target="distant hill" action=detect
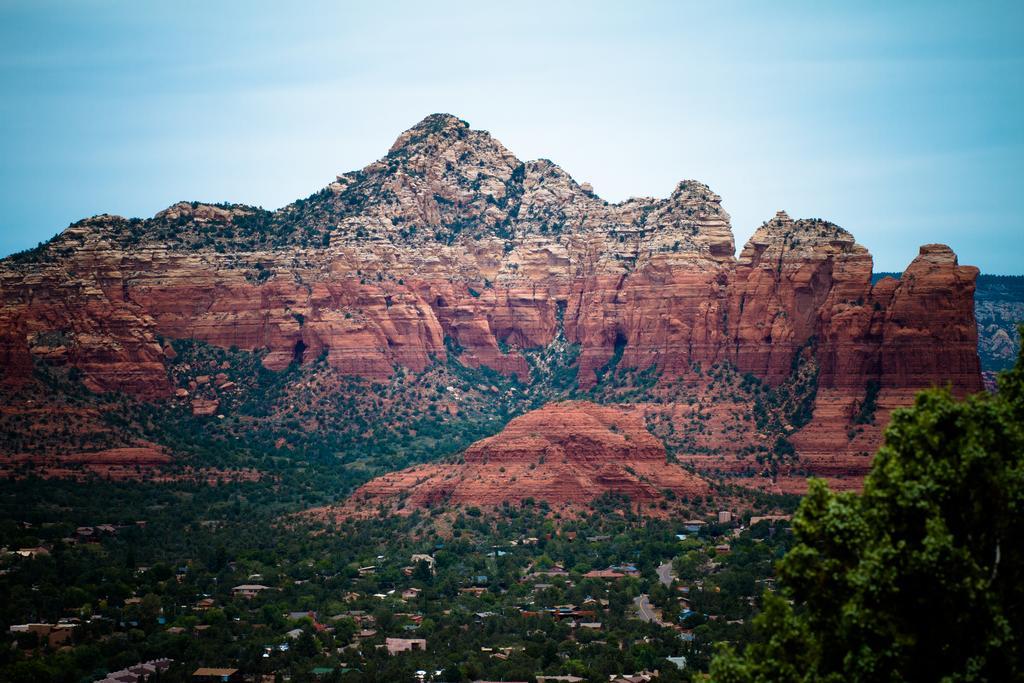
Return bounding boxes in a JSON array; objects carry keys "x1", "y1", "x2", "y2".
[{"x1": 975, "y1": 275, "x2": 1024, "y2": 373}]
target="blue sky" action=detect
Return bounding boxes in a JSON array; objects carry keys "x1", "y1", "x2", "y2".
[{"x1": 1, "y1": 1, "x2": 1021, "y2": 272}]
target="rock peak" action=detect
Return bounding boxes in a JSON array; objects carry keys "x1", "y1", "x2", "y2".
[
  {"x1": 388, "y1": 113, "x2": 472, "y2": 154},
  {"x1": 918, "y1": 243, "x2": 956, "y2": 257},
  {"x1": 739, "y1": 212, "x2": 862, "y2": 265},
  {"x1": 669, "y1": 179, "x2": 718, "y2": 201},
  {"x1": 411, "y1": 112, "x2": 469, "y2": 132},
  {"x1": 910, "y1": 243, "x2": 960, "y2": 267}
]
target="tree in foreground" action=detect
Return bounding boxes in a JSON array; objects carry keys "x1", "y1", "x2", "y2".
[{"x1": 711, "y1": 337, "x2": 1024, "y2": 682}]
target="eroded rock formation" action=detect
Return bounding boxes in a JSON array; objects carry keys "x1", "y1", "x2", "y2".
[
  {"x1": 337, "y1": 401, "x2": 708, "y2": 516},
  {"x1": 0, "y1": 113, "x2": 983, "y2": 488}
]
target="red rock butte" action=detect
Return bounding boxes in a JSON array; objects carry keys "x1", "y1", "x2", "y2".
[{"x1": 338, "y1": 401, "x2": 709, "y2": 515}]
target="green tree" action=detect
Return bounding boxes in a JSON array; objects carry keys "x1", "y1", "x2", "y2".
[
  {"x1": 295, "y1": 629, "x2": 319, "y2": 658},
  {"x1": 712, "y1": 340, "x2": 1024, "y2": 681}
]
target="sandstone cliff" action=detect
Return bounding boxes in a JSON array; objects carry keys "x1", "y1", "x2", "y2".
[{"x1": 0, "y1": 113, "x2": 984, "y2": 490}]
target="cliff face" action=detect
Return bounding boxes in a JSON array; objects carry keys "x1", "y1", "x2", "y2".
[
  {"x1": 0, "y1": 113, "x2": 983, "y2": 490},
  {"x1": 338, "y1": 401, "x2": 709, "y2": 516}
]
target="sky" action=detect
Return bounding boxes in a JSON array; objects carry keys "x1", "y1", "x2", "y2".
[{"x1": 1, "y1": 1, "x2": 1022, "y2": 273}]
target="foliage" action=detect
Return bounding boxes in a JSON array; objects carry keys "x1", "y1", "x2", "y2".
[
  {"x1": 853, "y1": 379, "x2": 880, "y2": 425},
  {"x1": 0, "y1": 477, "x2": 760, "y2": 682},
  {"x1": 710, "y1": 334, "x2": 1024, "y2": 682}
]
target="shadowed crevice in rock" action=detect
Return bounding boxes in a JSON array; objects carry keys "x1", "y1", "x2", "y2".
[{"x1": 292, "y1": 339, "x2": 306, "y2": 365}]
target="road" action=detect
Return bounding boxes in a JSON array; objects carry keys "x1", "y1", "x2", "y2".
[
  {"x1": 632, "y1": 560, "x2": 677, "y2": 626},
  {"x1": 630, "y1": 593, "x2": 671, "y2": 626},
  {"x1": 657, "y1": 560, "x2": 674, "y2": 587},
  {"x1": 633, "y1": 594, "x2": 662, "y2": 624}
]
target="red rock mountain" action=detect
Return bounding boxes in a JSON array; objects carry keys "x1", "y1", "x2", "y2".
[
  {"x1": 337, "y1": 401, "x2": 708, "y2": 517},
  {"x1": 0, "y1": 113, "x2": 982, "y2": 493}
]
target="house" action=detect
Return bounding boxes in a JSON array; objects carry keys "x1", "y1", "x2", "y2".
[
  {"x1": 683, "y1": 520, "x2": 706, "y2": 533},
  {"x1": 193, "y1": 668, "x2": 241, "y2": 682},
  {"x1": 9, "y1": 623, "x2": 53, "y2": 638},
  {"x1": 96, "y1": 659, "x2": 173, "y2": 683},
  {"x1": 749, "y1": 514, "x2": 792, "y2": 526},
  {"x1": 47, "y1": 623, "x2": 75, "y2": 647},
  {"x1": 410, "y1": 554, "x2": 435, "y2": 573},
  {"x1": 15, "y1": 546, "x2": 50, "y2": 558},
  {"x1": 718, "y1": 510, "x2": 733, "y2": 524},
  {"x1": 459, "y1": 587, "x2": 487, "y2": 596},
  {"x1": 396, "y1": 612, "x2": 423, "y2": 624},
  {"x1": 401, "y1": 587, "x2": 422, "y2": 600},
  {"x1": 609, "y1": 564, "x2": 640, "y2": 576},
  {"x1": 286, "y1": 610, "x2": 317, "y2": 621},
  {"x1": 385, "y1": 637, "x2": 426, "y2": 655},
  {"x1": 341, "y1": 610, "x2": 374, "y2": 625},
  {"x1": 666, "y1": 655, "x2": 687, "y2": 670},
  {"x1": 232, "y1": 584, "x2": 271, "y2": 599},
  {"x1": 357, "y1": 566, "x2": 376, "y2": 576},
  {"x1": 583, "y1": 569, "x2": 625, "y2": 580},
  {"x1": 195, "y1": 598, "x2": 216, "y2": 610},
  {"x1": 609, "y1": 672, "x2": 659, "y2": 682}
]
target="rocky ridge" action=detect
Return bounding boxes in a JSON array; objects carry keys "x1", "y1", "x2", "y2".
[{"x1": 0, "y1": 114, "x2": 983, "y2": 492}]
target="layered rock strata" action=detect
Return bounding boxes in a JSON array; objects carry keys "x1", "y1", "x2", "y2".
[
  {"x1": 339, "y1": 401, "x2": 708, "y2": 516},
  {"x1": 0, "y1": 114, "x2": 983, "y2": 486}
]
